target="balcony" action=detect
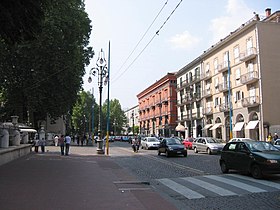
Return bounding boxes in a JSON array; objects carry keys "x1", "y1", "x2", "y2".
[
  {"x1": 240, "y1": 71, "x2": 258, "y2": 85},
  {"x1": 218, "y1": 82, "x2": 230, "y2": 92},
  {"x1": 202, "y1": 107, "x2": 213, "y2": 115},
  {"x1": 239, "y1": 47, "x2": 257, "y2": 62},
  {"x1": 176, "y1": 80, "x2": 187, "y2": 91},
  {"x1": 202, "y1": 89, "x2": 212, "y2": 98},
  {"x1": 241, "y1": 96, "x2": 260, "y2": 107},
  {"x1": 201, "y1": 71, "x2": 212, "y2": 80},
  {"x1": 219, "y1": 103, "x2": 231, "y2": 112},
  {"x1": 217, "y1": 61, "x2": 229, "y2": 73}
]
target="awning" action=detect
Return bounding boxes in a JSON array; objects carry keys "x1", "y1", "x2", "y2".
[
  {"x1": 20, "y1": 128, "x2": 37, "y2": 133},
  {"x1": 202, "y1": 124, "x2": 212, "y2": 130},
  {"x1": 233, "y1": 122, "x2": 245, "y2": 131},
  {"x1": 209, "y1": 123, "x2": 222, "y2": 130},
  {"x1": 175, "y1": 123, "x2": 185, "y2": 132},
  {"x1": 245, "y1": 121, "x2": 259, "y2": 130}
]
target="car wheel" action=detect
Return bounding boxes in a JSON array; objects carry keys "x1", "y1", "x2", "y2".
[
  {"x1": 194, "y1": 147, "x2": 198, "y2": 153},
  {"x1": 146, "y1": 145, "x2": 149, "y2": 150},
  {"x1": 220, "y1": 161, "x2": 229, "y2": 173},
  {"x1": 158, "y1": 150, "x2": 161, "y2": 156},
  {"x1": 251, "y1": 164, "x2": 263, "y2": 179},
  {"x1": 207, "y1": 148, "x2": 212, "y2": 155}
]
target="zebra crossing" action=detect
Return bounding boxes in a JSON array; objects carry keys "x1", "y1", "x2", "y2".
[{"x1": 156, "y1": 174, "x2": 280, "y2": 200}]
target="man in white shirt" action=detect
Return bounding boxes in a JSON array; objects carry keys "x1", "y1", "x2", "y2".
[{"x1": 65, "y1": 134, "x2": 71, "y2": 156}]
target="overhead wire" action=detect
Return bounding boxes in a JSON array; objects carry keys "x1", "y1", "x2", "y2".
[
  {"x1": 112, "y1": 0, "x2": 183, "y2": 83},
  {"x1": 111, "y1": 0, "x2": 169, "y2": 79}
]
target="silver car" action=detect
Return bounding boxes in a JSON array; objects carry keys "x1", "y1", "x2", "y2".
[
  {"x1": 193, "y1": 137, "x2": 226, "y2": 155},
  {"x1": 141, "y1": 137, "x2": 160, "y2": 150}
]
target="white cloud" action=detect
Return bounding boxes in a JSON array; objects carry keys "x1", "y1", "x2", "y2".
[
  {"x1": 169, "y1": 31, "x2": 200, "y2": 50},
  {"x1": 209, "y1": 0, "x2": 254, "y2": 44}
]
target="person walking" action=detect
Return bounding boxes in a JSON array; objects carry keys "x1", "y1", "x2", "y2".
[
  {"x1": 39, "y1": 138, "x2": 46, "y2": 153},
  {"x1": 54, "y1": 135, "x2": 59, "y2": 146},
  {"x1": 58, "y1": 135, "x2": 65, "y2": 155},
  {"x1": 65, "y1": 134, "x2": 71, "y2": 156},
  {"x1": 34, "y1": 139, "x2": 39, "y2": 153}
]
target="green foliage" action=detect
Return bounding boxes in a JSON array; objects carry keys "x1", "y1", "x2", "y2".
[
  {"x1": 0, "y1": 0, "x2": 93, "y2": 127},
  {"x1": 71, "y1": 91, "x2": 97, "y2": 135}
]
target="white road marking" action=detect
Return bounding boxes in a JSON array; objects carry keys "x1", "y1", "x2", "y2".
[
  {"x1": 158, "y1": 178, "x2": 205, "y2": 199},
  {"x1": 206, "y1": 175, "x2": 267, "y2": 193},
  {"x1": 181, "y1": 177, "x2": 237, "y2": 196}
]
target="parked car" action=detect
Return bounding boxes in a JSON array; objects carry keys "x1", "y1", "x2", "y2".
[
  {"x1": 158, "y1": 137, "x2": 187, "y2": 157},
  {"x1": 193, "y1": 137, "x2": 225, "y2": 155},
  {"x1": 182, "y1": 137, "x2": 194, "y2": 149},
  {"x1": 274, "y1": 139, "x2": 280, "y2": 149},
  {"x1": 228, "y1": 138, "x2": 255, "y2": 142},
  {"x1": 102, "y1": 136, "x2": 114, "y2": 142},
  {"x1": 141, "y1": 137, "x2": 160, "y2": 150},
  {"x1": 220, "y1": 140, "x2": 280, "y2": 179}
]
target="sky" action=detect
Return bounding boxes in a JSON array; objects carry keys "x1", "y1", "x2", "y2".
[{"x1": 82, "y1": 0, "x2": 280, "y2": 110}]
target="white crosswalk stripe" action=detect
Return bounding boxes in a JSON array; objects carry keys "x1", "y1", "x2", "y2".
[
  {"x1": 158, "y1": 178, "x2": 205, "y2": 199},
  {"x1": 181, "y1": 177, "x2": 237, "y2": 196},
  {"x1": 156, "y1": 174, "x2": 280, "y2": 200},
  {"x1": 206, "y1": 175, "x2": 267, "y2": 193}
]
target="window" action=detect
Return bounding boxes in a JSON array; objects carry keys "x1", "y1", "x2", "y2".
[
  {"x1": 223, "y1": 51, "x2": 229, "y2": 67},
  {"x1": 214, "y1": 58, "x2": 218, "y2": 73},
  {"x1": 215, "y1": 97, "x2": 220, "y2": 107},
  {"x1": 234, "y1": 46, "x2": 240, "y2": 64},
  {"x1": 205, "y1": 63, "x2": 210, "y2": 73},
  {"x1": 235, "y1": 68, "x2": 241, "y2": 85},
  {"x1": 236, "y1": 91, "x2": 241, "y2": 101}
]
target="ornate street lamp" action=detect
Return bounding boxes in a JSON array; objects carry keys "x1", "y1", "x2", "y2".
[{"x1": 88, "y1": 49, "x2": 108, "y2": 154}]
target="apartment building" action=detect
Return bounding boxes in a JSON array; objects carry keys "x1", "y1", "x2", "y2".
[
  {"x1": 137, "y1": 73, "x2": 177, "y2": 137},
  {"x1": 176, "y1": 57, "x2": 203, "y2": 139},
  {"x1": 176, "y1": 8, "x2": 280, "y2": 141},
  {"x1": 124, "y1": 106, "x2": 139, "y2": 135}
]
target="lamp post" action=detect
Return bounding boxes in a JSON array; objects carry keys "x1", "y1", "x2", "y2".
[
  {"x1": 88, "y1": 49, "x2": 108, "y2": 154},
  {"x1": 131, "y1": 110, "x2": 135, "y2": 137}
]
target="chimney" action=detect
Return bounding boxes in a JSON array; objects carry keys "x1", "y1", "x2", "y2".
[{"x1": 265, "y1": 8, "x2": 271, "y2": 17}]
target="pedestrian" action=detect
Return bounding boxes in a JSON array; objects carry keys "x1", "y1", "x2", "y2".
[
  {"x1": 54, "y1": 135, "x2": 59, "y2": 146},
  {"x1": 34, "y1": 139, "x2": 39, "y2": 153},
  {"x1": 39, "y1": 138, "x2": 46, "y2": 153},
  {"x1": 58, "y1": 135, "x2": 65, "y2": 155},
  {"x1": 273, "y1": 133, "x2": 278, "y2": 141},
  {"x1": 65, "y1": 134, "x2": 71, "y2": 156},
  {"x1": 267, "y1": 133, "x2": 273, "y2": 144}
]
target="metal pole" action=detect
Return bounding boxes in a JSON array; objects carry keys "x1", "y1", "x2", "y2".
[
  {"x1": 106, "y1": 41, "x2": 111, "y2": 155},
  {"x1": 227, "y1": 52, "x2": 233, "y2": 140}
]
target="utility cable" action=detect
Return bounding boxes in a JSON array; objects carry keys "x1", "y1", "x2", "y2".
[
  {"x1": 112, "y1": 0, "x2": 183, "y2": 83},
  {"x1": 111, "y1": 0, "x2": 169, "y2": 79}
]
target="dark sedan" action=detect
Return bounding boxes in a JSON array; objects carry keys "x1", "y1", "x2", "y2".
[
  {"x1": 220, "y1": 141, "x2": 280, "y2": 179},
  {"x1": 158, "y1": 138, "x2": 187, "y2": 157}
]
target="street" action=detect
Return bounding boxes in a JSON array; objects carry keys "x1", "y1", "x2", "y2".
[
  {"x1": 110, "y1": 141, "x2": 280, "y2": 210},
  {"x1": 1, "y1": 141, "x2": 280, "y2": 210}
]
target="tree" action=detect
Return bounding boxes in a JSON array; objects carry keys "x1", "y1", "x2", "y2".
[
  {"x1": 102, "y1": 99, "x2": 126, "y2": 135},
  {"x1": 71, "y1": 91, "x2": 98, "y2": 136},
  {"x1": 0, "y1": 0, "x2": 93, "y2": 128}
]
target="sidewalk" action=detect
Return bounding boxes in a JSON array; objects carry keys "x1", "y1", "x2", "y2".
[{"x1": 0, "y1": 146, "x2": 177, "y2": 210}]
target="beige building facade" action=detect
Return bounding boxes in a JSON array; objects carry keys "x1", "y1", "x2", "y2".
[{"x1": 176, "y1": 9, "x2": 280, "y2": 141}]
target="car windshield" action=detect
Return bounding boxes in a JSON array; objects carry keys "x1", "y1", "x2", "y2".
[
  {"x1": 166, "y1": 138, "x2": 181, "y2": 145},
  {"x1": 206, "y1": 138, "x2": 221, "y2": 143},
  {"x1": 147, "y1": 138, "x2": 158, "y2": 142},
  {"x1": 247, "y1": 141, "x2": 279, "y2": 152}
]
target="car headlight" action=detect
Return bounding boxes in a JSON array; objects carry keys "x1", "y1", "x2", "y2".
[{"x1": 267, "y1": 160, "x2": 278, "y2": 164}]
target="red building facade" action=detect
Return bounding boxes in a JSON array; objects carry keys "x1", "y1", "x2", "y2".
[{"x1": 137, "y1": 73, "x2": 177, "y2": 137}]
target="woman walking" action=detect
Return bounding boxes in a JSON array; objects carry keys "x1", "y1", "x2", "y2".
[{"x1": 58, "y1": 135, "x2": 65, "y2": 155}]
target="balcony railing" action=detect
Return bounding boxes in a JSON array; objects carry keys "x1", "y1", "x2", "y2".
[
  {"x1": 241, "y1": 96, "x2": 259, "y2": 107},
  {"x1": 219, "y1": 103, "x2": 231, "y2": 112},
  {"x1": 239, "y1": 47, "x2": 257, "y2": 62},
  {"x1": 240, "y1": 71, "x2": 258, "y2": 85},
  {"x1": 201, "y1": 71, "x2": 212, "y2": 80},
  {"x1": 217, "y1": 61, "x2": 229, "y2": 73},
  {"x1": 202, "y1": 89, "x2": 212, "y2": 98},
  {"x1": 202, "y1": 107, "x2": 213, "y2": 115},
  {"x1": 218, "y1": 82, "x2": 230, "y2": 92}
]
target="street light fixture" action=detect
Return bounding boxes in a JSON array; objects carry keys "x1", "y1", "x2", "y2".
[{"x1": 88, "y1": 49, "x2": 108, "y2": 154}]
